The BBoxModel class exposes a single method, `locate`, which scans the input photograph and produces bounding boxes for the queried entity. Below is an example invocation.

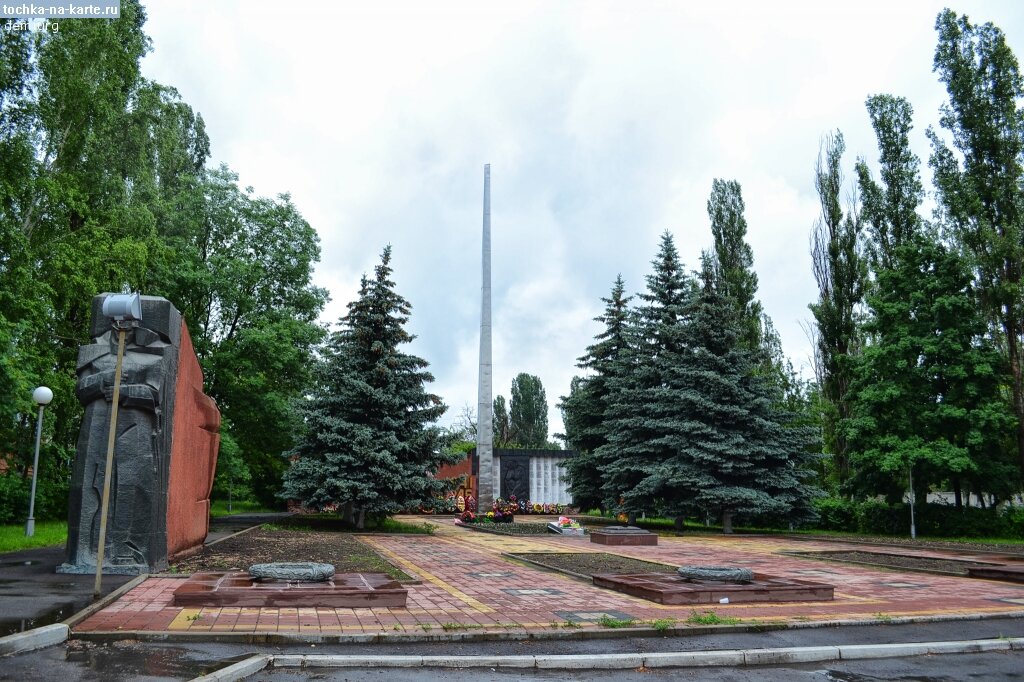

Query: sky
[139,0,1024,437]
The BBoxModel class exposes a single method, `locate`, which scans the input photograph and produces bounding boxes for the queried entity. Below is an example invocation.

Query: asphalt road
[2,617,1023,681]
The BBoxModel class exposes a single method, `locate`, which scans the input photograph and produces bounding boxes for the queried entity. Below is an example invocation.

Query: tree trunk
[673,515,686,531]
[342,501,354,525]
[721,511,733,534]
[627,512,637,526]
[356,508,366,530]
[953,480,962,510]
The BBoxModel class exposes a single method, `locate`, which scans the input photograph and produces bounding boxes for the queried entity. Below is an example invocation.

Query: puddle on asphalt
[0,559,43,567]
[64,642,233,680]
[0,601,80,636]
[825,671,959,681]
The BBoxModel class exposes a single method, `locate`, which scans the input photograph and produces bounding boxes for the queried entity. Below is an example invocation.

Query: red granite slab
[967,565,1024,583]
[592,572,834,605]
[590,532,658,546]
[172,572,408,608]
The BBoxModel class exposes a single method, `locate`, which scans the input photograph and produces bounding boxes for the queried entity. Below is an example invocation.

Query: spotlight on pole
[25,386,53,538]
[94,293,142,599]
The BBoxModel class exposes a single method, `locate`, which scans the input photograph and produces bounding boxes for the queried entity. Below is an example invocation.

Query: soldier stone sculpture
[60,295,219,575]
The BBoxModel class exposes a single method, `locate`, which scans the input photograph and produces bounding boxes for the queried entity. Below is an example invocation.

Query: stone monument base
[593,572,834,605]
[172,572,408,608]
[590,526,657,546]
[57,562,147,576]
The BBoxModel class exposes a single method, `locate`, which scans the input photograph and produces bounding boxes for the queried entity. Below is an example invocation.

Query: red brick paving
[72,518,1024,636]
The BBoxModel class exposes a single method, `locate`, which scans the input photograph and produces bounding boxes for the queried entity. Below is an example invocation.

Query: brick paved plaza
[73,518,1024,637]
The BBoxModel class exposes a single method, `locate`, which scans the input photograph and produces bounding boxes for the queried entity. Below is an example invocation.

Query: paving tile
[69,523,1024,636]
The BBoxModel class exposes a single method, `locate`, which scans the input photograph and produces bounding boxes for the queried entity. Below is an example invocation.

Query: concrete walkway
[70,517,1024,640]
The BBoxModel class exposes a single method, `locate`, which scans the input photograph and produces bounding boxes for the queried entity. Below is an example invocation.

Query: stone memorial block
[60,295,220,575]
[590,526,658,546]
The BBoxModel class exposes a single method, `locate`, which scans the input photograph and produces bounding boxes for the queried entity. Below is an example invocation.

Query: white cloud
[140,0,1024,436]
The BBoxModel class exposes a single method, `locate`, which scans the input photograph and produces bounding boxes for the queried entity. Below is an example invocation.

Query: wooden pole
[93,326,127,599]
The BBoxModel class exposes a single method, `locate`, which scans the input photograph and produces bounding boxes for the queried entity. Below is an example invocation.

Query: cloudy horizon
[139,0,1024,437]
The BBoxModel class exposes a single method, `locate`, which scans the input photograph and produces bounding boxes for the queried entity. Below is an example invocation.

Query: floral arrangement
[553,515,581,529]
[442,494,573,519]
[457,508,513,524]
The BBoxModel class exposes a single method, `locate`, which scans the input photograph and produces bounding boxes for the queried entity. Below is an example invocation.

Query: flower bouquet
[547,515,584,535]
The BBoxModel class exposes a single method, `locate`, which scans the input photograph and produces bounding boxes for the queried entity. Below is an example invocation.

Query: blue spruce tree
[280,246,453,527]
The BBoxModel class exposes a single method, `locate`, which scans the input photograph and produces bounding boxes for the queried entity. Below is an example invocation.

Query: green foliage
[0,475,28,525]
[707,179,762,350]
[589,235,819,527]
[812,496,857,532]
[156,166,327,506]
[0,521,67,553]
[598,233,694,519]
[849,93,1015,501]
[811,497,1024,539]
[686,610,741,626]
[560,275,631,511]
[651,618,676,633]
[280,247,455,528]
[929,8,1024,476]
[209,500,273,517]
[509,373,549,448]
[0,4,325,517]
[809,131,868,491]
[211,426,252,504]
[597,614,636,628]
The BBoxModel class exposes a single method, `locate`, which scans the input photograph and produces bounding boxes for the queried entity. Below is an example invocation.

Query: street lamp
[25,386,53,537]
[94,292,142,599]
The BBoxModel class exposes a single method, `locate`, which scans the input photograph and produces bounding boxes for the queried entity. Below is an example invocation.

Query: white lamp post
[25,385,53,537]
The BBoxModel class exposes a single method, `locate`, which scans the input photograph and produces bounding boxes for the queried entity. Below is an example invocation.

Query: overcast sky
[140,0,1024,437]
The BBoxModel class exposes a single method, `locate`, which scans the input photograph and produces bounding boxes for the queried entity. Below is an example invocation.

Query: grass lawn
[0,521,67,553]
[209,499,282,517]
[270,514,436,534]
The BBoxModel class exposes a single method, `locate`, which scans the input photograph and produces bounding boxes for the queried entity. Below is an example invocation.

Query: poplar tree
[707,179,801,408]
[809,131,867,491]
[510,373,549,448]
[280,247,452,527]
[707,179,762,349]
[929,9,1024,477]
[851,93,1014,505]
[492,395,513,447]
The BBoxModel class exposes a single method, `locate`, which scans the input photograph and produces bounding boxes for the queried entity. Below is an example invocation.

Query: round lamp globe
[32,386,53,405]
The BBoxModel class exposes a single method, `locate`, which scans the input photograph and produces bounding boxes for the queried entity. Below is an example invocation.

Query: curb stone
[70,609,1024,646]
[191,654,271,681]
[191,638,1024,680]
[0,623,69,657]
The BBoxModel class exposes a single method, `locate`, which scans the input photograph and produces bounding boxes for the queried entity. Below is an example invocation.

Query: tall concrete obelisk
[476,164,494,512]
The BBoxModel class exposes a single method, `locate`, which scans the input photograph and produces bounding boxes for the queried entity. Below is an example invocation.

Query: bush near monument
[812,498,1024,539]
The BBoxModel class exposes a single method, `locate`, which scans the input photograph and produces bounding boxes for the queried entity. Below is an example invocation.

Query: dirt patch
[509,552,677,578]
[792,550,996,576]
[457,522,552,536]
[171,528,412,581]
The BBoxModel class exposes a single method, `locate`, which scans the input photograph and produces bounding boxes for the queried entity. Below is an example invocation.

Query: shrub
[0,475,29,525]
[811,499,1024,539]
[855,499,904,535]
[813,497,857,532]
[1002,506,1024,539]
